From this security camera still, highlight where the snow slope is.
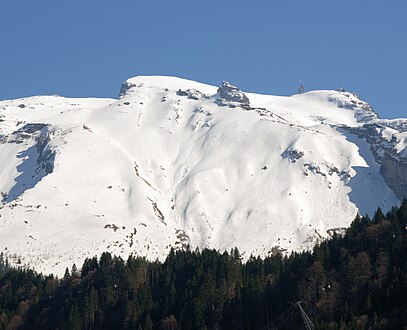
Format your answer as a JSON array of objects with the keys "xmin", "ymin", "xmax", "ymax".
[{"xmin": 0, "ymin": 76, "xmax": 404, "ymax": 275}]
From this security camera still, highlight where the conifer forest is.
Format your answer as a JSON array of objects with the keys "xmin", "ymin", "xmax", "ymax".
[{"xmin": 0, "ymin": 201, "xmax": 406, "ymax": 329}]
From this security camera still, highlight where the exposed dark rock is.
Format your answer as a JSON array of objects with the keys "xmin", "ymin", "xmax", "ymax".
[
  {"xmin": 11, "ymin": 124, "xmax": 55, "ymax": 174},
  {"xmin": 344, "ymin": 121, "xmax": 407, "ymax": 200},
  {"xmin": 2, "ymin": 124, "xmax": 56, "ymax": 203},
  {"xmin": 217, "ymin": 81, "xmax": 250, "ymax": 105},
  {"xmin": 282, "ymin": 148, "xmax": 305, "ymax": 163},
  {"xmin": 119, "ymin": 81, "xmax": 138, "ymax": 98},
  {"xmin": 380, "ymin": 153, "xmax": 407, "ymax": 200},
  {"xmin": 176, "ymin": 89, "xmax": 207, "ymax": 100},
  {"xmin": 11, "ymin": 123, "xmax": 48, "ymax": 137},
  {"xmin": 328, "ymin": 92, "xmax": 379, "ymax": 123}
]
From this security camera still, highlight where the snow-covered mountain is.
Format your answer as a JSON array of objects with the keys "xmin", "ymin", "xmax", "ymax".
[{"xmin": 0, "ymin": 76, "xmax": 406, "ymax": 275}]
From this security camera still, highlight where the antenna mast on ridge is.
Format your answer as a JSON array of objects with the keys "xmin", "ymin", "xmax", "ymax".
[{"xmin": 298, "ymin": 80, "xmax": 305, "ymax": 94}]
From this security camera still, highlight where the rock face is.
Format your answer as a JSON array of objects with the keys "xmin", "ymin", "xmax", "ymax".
[
  {"xmin": 2, "ymin": 123, "xmax": 55, "ymax": 203},
  {"xmin": 119, "ymin": 80, "xmax": 139, "ymax": 98},
  {"xmin": 328, "ymin": 91, "xmax": 379, "ymax": 123},
  {"xmin": 380, "ymin": 153, "xmax": 407, "ymax": 200},
  {"xmin": 332, "ymin": 90, "xmax": 407, "ymax": 201},
  {"xmin": 346, "ymin": 121, "xmax": 407, "ymax": 200},
  {"xmin": 217, "ymin": 81, "xmax": 250, "ymax": 106}
]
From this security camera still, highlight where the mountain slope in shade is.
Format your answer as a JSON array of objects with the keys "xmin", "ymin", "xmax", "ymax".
[{"xmin": 0, "ymin": 76, "xmax": 405, "ymax": 275}]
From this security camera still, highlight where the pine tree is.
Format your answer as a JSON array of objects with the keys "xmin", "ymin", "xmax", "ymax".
[{"xmin": 63, "ymin": 267, "xmax": 70, "ymax": 280}]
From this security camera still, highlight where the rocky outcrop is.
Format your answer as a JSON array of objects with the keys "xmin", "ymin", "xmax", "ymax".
[
  {"xmin": 345, "ymin": 121, "xmax": 407, "ymax": 200},
  {"xmin": 176, "ymin": 88, "xmax": 208, "ymax": 100},
  {"xmin": 119, "ymin": 81, "xmax": 138, "ymax": 98},
  {"xmin": 11, "ymin": 124, "xmax": 55, "ymax": 174},
  {"xmin": 216, "ymin": 81, "xmax": 250, "ymax": 108},
  {"xmin": 380, "ymin": 153, "xmax": 407, "ymax": 200},
  {"xmin": 328, "ymin": 92, "xmax": 379, "ymax": 123},
  {"xmin": 282, "ymin": 147, "xmax": 305, "ymax": 163},
  {"xmin": 3, "ymin": 124, "xmax": 55, "ymax": 203}
]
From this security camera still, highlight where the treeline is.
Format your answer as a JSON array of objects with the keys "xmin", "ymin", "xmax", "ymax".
[{"xmin": 0, "ymin": 201, "xmax": 406, "ymax": 329}]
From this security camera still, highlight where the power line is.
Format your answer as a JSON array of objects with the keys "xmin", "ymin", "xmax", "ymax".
[
  {"xmin": 296, "ymin": 301, "xmax": 315, "ymax": 330},
  {"xmin": 264, "ymin": 301, "xmax": 314, "ymax": 330}
]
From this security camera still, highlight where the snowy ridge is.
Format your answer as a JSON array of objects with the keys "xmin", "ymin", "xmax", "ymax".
[{"xmin": 0, "ymin": 76, "xmax": 404, "ymax": 275}]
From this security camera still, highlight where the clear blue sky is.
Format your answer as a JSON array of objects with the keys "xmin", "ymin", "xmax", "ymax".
[{"xmin": 1, "ymin": 1, "xmax": 406, "ymax": 119}]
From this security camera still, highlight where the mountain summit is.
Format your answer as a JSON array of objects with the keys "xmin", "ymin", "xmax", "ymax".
[{"xmin": 0, "ymin": 76, "xmax": 405, "ymax": 275}]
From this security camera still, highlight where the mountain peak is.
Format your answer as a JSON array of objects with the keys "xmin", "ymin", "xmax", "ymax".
[
  {"xmin": 119, "ymin": 75, "xmax": 217, "ymax": 98},
  {"xmin": 217, "ymin": 81, "xmax": 250, "ymax": 105},
  {"xmin": 0, "ymin": 75, "xmax": 405, "ymax": 276}
]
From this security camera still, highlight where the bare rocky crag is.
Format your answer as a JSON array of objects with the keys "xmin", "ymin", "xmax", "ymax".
[
  {"xmin": 2, "ymin": 123, "xmax": 55, "ymax": 203},
  {"xmin": 380, "ymin": 152, "xmax": 407, "ymax": 200},
  {"xmin": 345, "ymin": 122, "xmax": 407, "ymax": 201}
]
